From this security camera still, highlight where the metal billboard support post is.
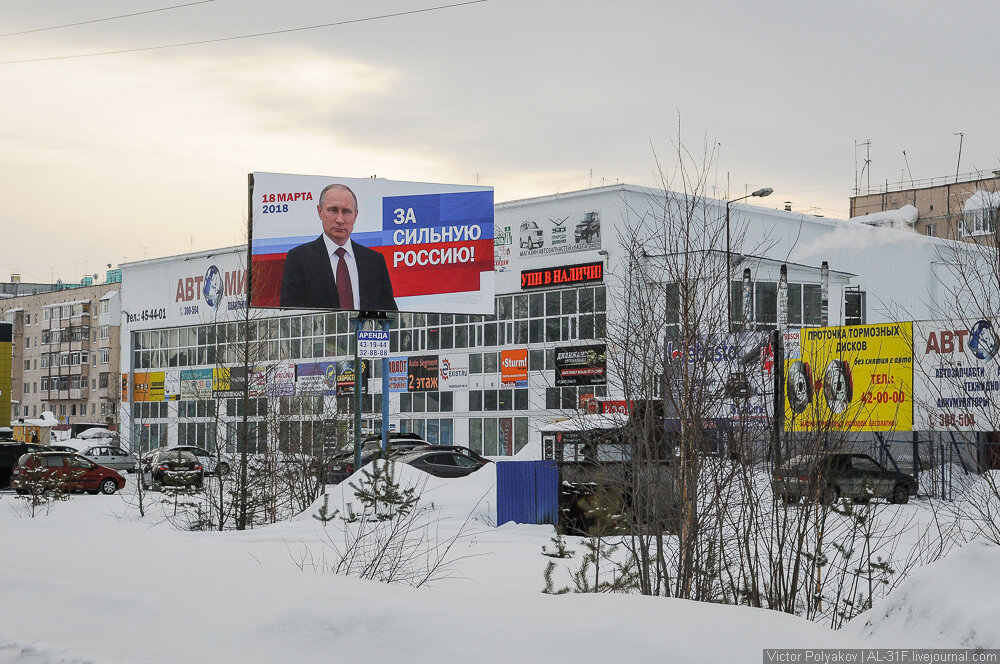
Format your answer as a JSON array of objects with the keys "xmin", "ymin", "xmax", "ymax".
[
  {"xmin": 771, "ymin": 328, "xmax": 784, "ymax": 471},
  {"xmin": 353, "ymin": 313, "xmax": 393, "ymax": 470},
  {"xmin": 353, "ymin": 317, "xmax": 363, "ymax": 473},
  {"xmin": 382, "ymin": 318, "xmax": 390, "ymax": 453}
]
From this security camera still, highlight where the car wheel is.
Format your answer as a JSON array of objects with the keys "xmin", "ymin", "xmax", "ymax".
[
  {"xmin": 99, "ymin": 478, "xmax": 118, "ymax": 495},
  {"xmin": 821, "ymin": 486, "xmax": 840, "ymax": 505},
  {"xmin": 217, "ymin": 462, "xmax": 231, "ymax": 476},
  {"xmin": 783, "ymin": 494, "xmax": 800, "ymax": 505},
  {"xmin": 890, "ymin": 484, "xmax": 910, "ymax": 505}
]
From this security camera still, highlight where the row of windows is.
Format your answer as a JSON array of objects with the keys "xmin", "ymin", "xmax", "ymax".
[
  {"xmin": 25, "ymin": 325, "xmax": 111, "ymax": 349},
  {"xmin": 130, "ymin": 413, "xmax": 530, "ymax": 458},
  {"xmin": 468, "ymin": 417, "xmax": 530, "ymax": 456},
  {"xmin": 399, "ymin": 391, "xmax": 454, "ymax": 413},
  {"xmin": 37, "ymin": 348, "xmax": 110, "ymax": 368},
  {"xmin": 19, "ymin": 373, "xmax": 111, "ymax": 395},
  {"xmin": 40, "ymin": 375, "xmax": 91, "ymax": 391},
  {"xmin": 42, "ymin": 302, "xmax": 90, "ymax": 320},
  {"xmin": 17, "ymin": 402, "xmax": 99, "ymax": 417},
  {"xmin": 131, "ymin": 287, "xmax": 607, "ymax": 370},
  {"xmin": 469, "ymin": 389, "xmax": 529, "ymax": 411}
]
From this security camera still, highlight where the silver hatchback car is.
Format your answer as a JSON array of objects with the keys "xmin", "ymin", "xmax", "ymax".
[{"xmin": 78, "ymin": 445, "xmax": 139, "ymax": 473}]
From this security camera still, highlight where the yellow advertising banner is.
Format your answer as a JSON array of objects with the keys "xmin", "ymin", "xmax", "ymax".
[
  {"xmin": 148, "ymin": 371, "xmax": 165, "ymax": 402},
  {"xmin": 130, "ymin": 371, "xmax": 166, "ymax": 402},
  {"xmin": 785, "ymin": 322, "xmax": 913, "ymax": 432},
  {"xmin": 213, "ymin": 367, "xmax": 232, "ymax": 393}
]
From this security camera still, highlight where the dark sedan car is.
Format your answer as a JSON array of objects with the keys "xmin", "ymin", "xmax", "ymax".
[
  {"xmin": 395, "ymin": 449, "xmax": 491, "ymax": 479},
  {"xmin": 326, "ymin": 442, "xmax": 427, "ymax": 485},
  {"xmin": 11, "ymin": 452, "xmax": 125, "ymax": 495},
  {"xmin": 326, "ymin": 435, "xmax": 430, "ymax": 485},
  {"xmin": 1, "ymin": 442, "xmax": 56, "ymax": 489},
  {"xmin": 141, "ymin": 449, "xmax": 205, "ymax": 491},
  {"xmin": 772, "ymin": 452, "xmax": 917, "ymax": 505}
]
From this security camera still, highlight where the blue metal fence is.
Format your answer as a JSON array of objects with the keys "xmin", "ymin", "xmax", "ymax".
[{"xmin": 496, "ymin": 460, "xmax": 559, "ymax": 526}]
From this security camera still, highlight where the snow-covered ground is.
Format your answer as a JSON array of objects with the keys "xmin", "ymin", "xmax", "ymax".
[{"xmin": 0, "ymin": 462, "xmax": 994, "ymax": 663}]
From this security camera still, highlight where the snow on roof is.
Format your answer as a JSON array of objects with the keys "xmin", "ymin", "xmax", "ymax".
[
  {"xmin": 4, "ymin": 307, "xmax": 23, "ymax": 313},
  {"xmin": 99, "ymin": 290, "xmax": 119, "ymax": 301},
  {"xmin": 963, "ymin": 189, "xmax": 1000, "ymax": 212},
  {"xmin": 42, "ymin": 299, "xmax": 91, "ymax": 308},
  {"xmin": 850, "ymin": 204, "xmax": 918, "ymax": 227},
  {"xmin": 77, "ymin": 427, "xmax": 115, "ymax": 439}
]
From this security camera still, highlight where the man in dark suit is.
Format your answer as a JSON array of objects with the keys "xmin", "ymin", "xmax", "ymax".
[{"xmin": 280, "ymin": 183, "xmax": 397, "ymax": 311}]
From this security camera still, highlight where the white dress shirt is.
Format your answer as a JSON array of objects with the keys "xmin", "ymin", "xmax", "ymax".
[{"xmin": 322, "ymin": 234, "xmax": 360, "ymax": 310}]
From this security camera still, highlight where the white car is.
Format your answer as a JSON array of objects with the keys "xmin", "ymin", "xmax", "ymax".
[{"xmin": 78, "ymin": 444, "xmax": 138, "ymax": 473}]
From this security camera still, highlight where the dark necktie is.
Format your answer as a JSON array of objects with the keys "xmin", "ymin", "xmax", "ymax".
[{"xmin": 335, "ymin": 247, "xmax": 354, "ymax": 309}]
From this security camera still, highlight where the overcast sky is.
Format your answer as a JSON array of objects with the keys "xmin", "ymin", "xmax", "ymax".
[{"xmin": 2, "ymin": 0, "xmax": 998, "ymax": 283}]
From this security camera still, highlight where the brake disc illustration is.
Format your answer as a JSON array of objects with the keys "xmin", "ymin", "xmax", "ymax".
[
  {"xmin": 786, "ymin": 360, "xmax": 813, "ymax": 414},
  {"xmin": 823, "ymin": 359, "xmax": 853, "ymax": 413}
]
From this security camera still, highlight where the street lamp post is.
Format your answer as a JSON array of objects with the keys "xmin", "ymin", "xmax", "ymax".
[{"xmin": 726, "ymin": 187, "xmax": 774, "ymax": 332}]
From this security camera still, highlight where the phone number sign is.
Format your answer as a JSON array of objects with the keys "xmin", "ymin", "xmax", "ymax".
[{"xmin": 357, "ymin": 330, "xmax": 389, "ymax": 358}]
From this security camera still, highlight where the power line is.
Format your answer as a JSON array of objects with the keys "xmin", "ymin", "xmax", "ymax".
[
  {"xmin": 0, "ymin": 0, "xmax": 492, "ymax": 65},
  {"xmin": 0, "ymin": 1, "xmax": 219, "ymax": 38}
]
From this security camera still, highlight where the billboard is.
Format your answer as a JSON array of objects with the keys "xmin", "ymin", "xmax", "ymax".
[
  {"xmin": 664, "ymin": 333, "xmax": 775, "ymax": 426},
  {"xmin": 439, "ymin": 353, "xmax": 470, "ymax": 391},
  {"xmin": 554, "ymin": 344, "xmax": 607, "ymax": 386},
  {"xmin": 501, "ymin": 349, "xmax": 528, "ymax": 385},
  {"xmin": 213, "ymin": 366, "xmax": 265, "ymax": 398},
  {"xmin": 249, "ymin": 172, "xmax": 494, "ymax": 314},
  {"xmin": 180, "ymin": 369, "xmax": 213, "ymax": 400},
  {"xmin": 518, "ymin": 212, "xmax": 601, "ymax": 258},
  {"xmin": 913, "ymin": 319, "xmax": 1000, "ymax": 431},
  {"xmin": 785, "ymin": 323, "xmax": 913, "ymax": 432},
  {"xmin": 387, "ymin": 357, "xmax": 409, "ymax": 393},
  {"xmin": 122, "ymin": 247, "xmax": 247, "ymax": 331},
  {"xmin": 268, "ymin": 362, "xmax": 296, "ymax": 397},
  {"xmin": 408, "ymin": 356, "xmax": 439, "ymax": 391}
]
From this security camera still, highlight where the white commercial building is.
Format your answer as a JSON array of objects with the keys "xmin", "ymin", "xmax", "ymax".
[{"xmin": 118, "ymin": 184, "xmax": 973, "ymax": 457}]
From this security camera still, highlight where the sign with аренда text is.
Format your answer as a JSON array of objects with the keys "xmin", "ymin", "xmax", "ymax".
[
  {"xmin": 357, "ymin": 329, "xmax": 389, "ymax": 358},
  {"xmin": 520, "ymin": 261, "xmax": 603, "ymax": 290}
]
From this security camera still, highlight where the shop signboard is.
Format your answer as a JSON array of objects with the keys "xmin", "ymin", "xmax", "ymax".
[
  {"xmin": 554, "ymin": 344, "xmax": 606, "ymax": 386},
  {"xmin": 784, "ymin": 323, "xmax": 913, "ymax": 432},
  {"xmin": 408, "ymin": 355, "xmax": 440, "ymax": 391},
  {"xmin": 913, "ymin": 319, "xmax": 1000, "ymax": 431},
  {"xmin": 439, "ymin": 353, "xmax": 470, "ymax": 391},
  {"xmin": 501, "ymin": 349, "xmax": 528, "ymax": 385}
]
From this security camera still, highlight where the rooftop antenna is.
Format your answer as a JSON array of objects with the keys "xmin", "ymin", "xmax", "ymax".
[
  {"xmin": 954, "ymin": 132, "xmax": 965, "ymax": 183},
  {"xmin": 854, "ymin": 139, "xmax": 872, "ymax": 195},
  {"xmin": 903, "ymin": 150, "xmax": 914, "ymax": 187}
]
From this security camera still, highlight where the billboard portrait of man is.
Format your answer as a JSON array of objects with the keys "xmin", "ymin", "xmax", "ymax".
[
  {"xmin": 279, "ymin": 183, "xmax": 397, "ymax": 311},
  {"xmin": 249, "ymin": 172, "xmax": 495, "ymax": 315}
]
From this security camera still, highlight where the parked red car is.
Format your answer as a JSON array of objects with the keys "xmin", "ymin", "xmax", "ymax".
[{"xmin": 11, "ymin": 452, "xmax": 125, "ymax": 495}]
